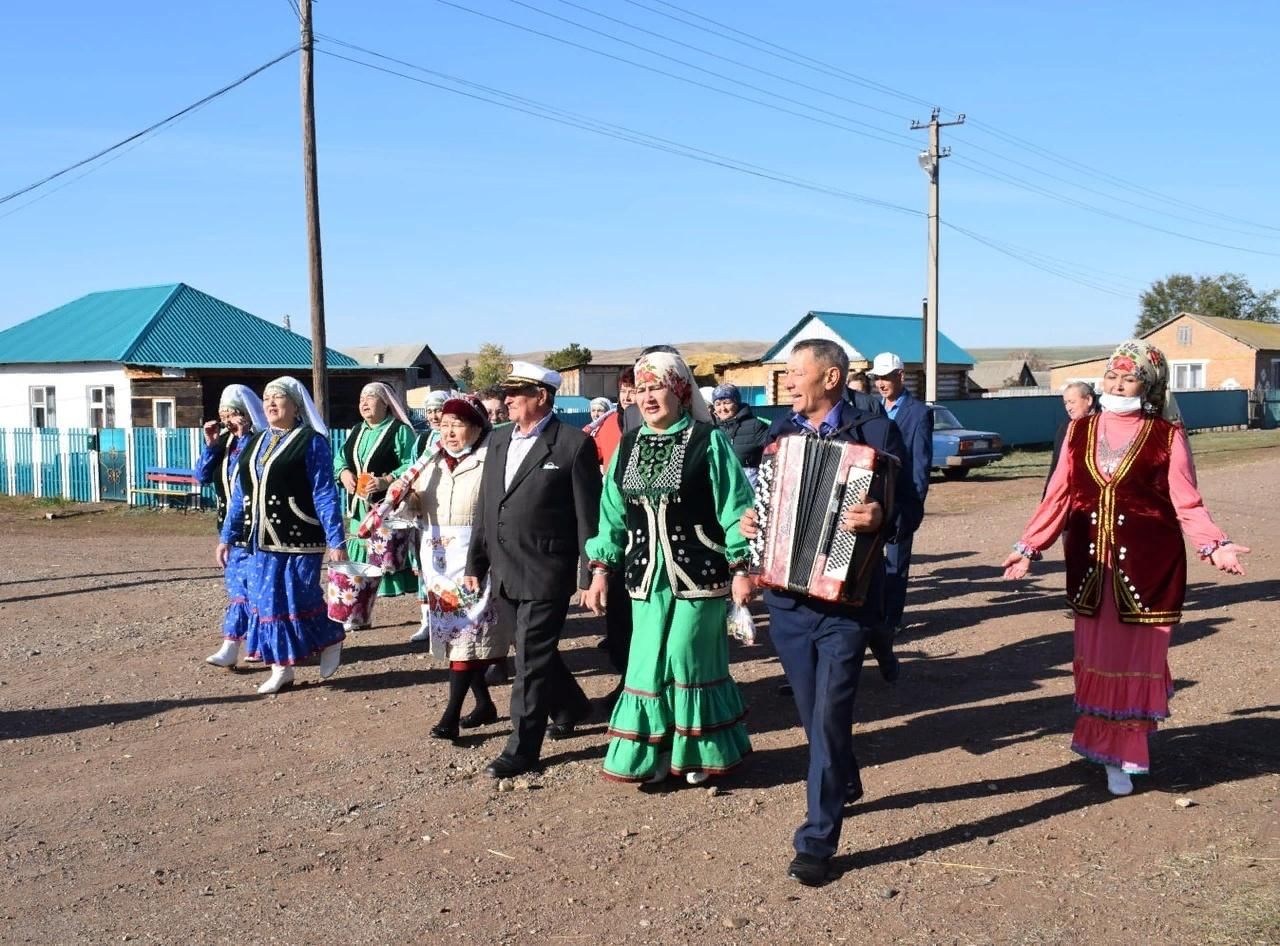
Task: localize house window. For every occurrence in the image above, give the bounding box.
[88,385,116,428]
[1171,362,1206,391]
[1176,325,1192,345]
[29,386,56,427]
[153,398,176,429]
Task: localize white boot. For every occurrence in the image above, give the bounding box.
[409,604,431,643]
[1105,765,1134,796]
[318,642,342,679]
[685,771,710,786]
[257,665,294,695]
[205,639,239,667]
[646,753,672,785]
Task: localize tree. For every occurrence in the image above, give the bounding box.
[473,343,510,390]
[544,343,593,371]
[455,359,475,392]
[1137,272,1280,334]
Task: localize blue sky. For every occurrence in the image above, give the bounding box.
[2,1,1277,354]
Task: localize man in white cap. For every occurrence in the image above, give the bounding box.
[465,361,602,778]
[867,352,933,677]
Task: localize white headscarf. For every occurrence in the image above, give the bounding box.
[633,351,711,423]
[263,375,328,437]
[424,390,449,411]
[589,396,612,414]
[218,384,268,432]
[361,382,412,427]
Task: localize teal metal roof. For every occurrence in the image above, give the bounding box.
[0,283,359,369]
[762,311,974,366]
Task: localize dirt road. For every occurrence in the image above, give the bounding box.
[1,449,1276,945]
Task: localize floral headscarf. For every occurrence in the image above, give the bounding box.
[633,351,711,423]
[1105,339,1182,425]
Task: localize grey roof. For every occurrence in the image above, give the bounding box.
[968,359,1035,391]
[339,343,438,368]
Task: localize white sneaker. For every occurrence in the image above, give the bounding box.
[685,771,710,786]
[409,624,431,643]
[205,639,239,667]
[1105,764,1134,796]
[318,642,342,679]
[257,665,294,695]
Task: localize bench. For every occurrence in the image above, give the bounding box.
[135,467,203,510]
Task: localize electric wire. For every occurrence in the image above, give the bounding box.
[429,0,921,153]
[0,47,298,207]
[318,37,1145,297]
[622,0,1280,235]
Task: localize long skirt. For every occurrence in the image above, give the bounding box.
[1071,568,1173,774]
[221,545,253,641]
[603,567,750,782]
[244,549,346,666]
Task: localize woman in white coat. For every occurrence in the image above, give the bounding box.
[400,395,512,740]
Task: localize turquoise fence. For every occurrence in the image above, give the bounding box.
[752,389,1250,447]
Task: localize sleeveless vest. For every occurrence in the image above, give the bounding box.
[613,420,732,600]
[341,419,407,517]
[235,426,328,553]
[1063,414,1186,624]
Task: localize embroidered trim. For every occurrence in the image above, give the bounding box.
[1012,541,1041,561]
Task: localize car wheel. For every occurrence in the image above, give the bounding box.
[942,467,970,480]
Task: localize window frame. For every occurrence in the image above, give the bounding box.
[88,385,116,428]
[1170,359,1208,391]
[29,385,56,428]
[152,397,177,429]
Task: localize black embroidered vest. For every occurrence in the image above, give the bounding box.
[341,419,407,516]
[235,426,327,553]
[208,430,235,530]
[613,420,731,600]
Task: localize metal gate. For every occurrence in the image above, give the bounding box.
[96,428,128,501]
[1263,392,1280,430]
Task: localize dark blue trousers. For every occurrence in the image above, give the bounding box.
[765,589,873,860]
[882,531,915,630]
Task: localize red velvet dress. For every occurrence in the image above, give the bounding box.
[1019,411,1227,773]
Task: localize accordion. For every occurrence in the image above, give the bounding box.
[751,436,897,605]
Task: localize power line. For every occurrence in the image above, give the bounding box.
[316,43,920,217]
[316,37,1144,298]
[0,48,298,207]
[284,0,301,20]
[428,0,921,153]
[621,0,1280,235]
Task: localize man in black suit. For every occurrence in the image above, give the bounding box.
[465,361,602,778]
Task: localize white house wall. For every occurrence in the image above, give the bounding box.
[0,363,132,428]
[771,317,867,363]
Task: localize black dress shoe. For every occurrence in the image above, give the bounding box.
[787,853,832,887]
[429,722,459,741]
[459,705,498,729]
[484,754,539,779]
[546,721,577,741]
[847,777,865,804]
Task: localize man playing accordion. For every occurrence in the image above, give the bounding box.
[740,338,918,888]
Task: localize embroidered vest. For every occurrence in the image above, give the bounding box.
[613,420,731,600]
[1063,414,1186,624]
[209,430,247,532]
[235,427,328,553]
[341,419,407,516]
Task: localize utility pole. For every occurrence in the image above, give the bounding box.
[911,107,964,403]
[299,0,329,422]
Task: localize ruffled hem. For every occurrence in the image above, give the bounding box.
[607,678,749,745]
[1071,742,1149,775]
[222,598,250,641]
[1072,714,1156,774]
[245,615,345,666]
[1074,660,1172,722]
[602,726,751,782]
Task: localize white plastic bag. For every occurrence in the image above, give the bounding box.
[726,602,757,646]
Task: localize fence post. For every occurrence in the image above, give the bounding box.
[3,429,13,495]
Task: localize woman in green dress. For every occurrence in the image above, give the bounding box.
[583,351,754,786]
[334,382,420,628]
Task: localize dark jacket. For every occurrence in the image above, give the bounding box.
[1046,403,1101,494]
[846,388,885,416]
[466,414,603,600]
[763,400,914,616]
[715,404,770,470]
[883,390,932,535]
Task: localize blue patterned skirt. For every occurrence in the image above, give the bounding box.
[244,549,345,666]
[222,545,253,641]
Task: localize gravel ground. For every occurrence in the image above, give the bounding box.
[1,446,1276,946]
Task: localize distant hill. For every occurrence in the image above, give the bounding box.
[967,345,1115,368]
[439,340,771,375]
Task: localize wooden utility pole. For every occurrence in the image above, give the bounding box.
[300,0,329,422]
[911,107,964,402]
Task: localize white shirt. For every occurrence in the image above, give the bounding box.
[504,412,554,490]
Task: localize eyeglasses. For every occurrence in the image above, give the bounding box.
[437,422,472,433]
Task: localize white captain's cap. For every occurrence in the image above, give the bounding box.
[500,360,562,391]
[868,352,905,377]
